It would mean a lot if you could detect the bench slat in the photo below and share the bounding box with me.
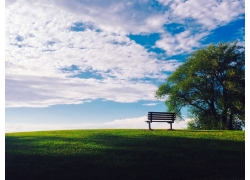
[148,112,174,114]
[149,120,174,123]
[149,114,174,115]
[148,118,174,120]
[148,115,175,118]
[148,116,175,119]
[148,114,175,116]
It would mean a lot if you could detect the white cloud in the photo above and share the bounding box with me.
[102,116,188,129]
[104,116,189,129]
[5,0,182,107]
[158,0,245,28]
[5,116,189,132]
[142,103,158,106]
[13,0,166,35]
[5,75,160,107]
[5,0,245,107]
[155,30,208,55]
[155,0,245,55]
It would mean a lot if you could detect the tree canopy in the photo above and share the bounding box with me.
[156,42,245,130]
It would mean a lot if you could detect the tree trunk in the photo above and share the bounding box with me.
[221,109,228,130]
[228,111,233,130]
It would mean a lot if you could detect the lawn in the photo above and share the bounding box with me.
[5,129,245,180]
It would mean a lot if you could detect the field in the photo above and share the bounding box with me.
[5,129,245,180]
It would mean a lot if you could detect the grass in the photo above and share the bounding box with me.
[5,129,245,180]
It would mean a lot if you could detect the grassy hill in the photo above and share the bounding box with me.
[5,129,245,180]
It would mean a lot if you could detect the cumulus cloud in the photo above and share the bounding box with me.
[155,0,245,54]
[158,0,245,27]
[5,0,166,35]
[5,0,182,107]
[5,0,245,107]
[156,30,208,55]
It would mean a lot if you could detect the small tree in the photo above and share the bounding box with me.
[156,42,245,130]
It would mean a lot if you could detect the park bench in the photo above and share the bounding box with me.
[145,112,175,130]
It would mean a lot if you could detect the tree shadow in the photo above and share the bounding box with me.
[5,130,245,180]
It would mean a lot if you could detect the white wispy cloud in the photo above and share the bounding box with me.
[5,116,189,132]
[142,103,158,106]
[5,76,160,107]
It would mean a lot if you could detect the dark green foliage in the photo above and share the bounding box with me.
[156,42,245,130]
[5,130,245,180]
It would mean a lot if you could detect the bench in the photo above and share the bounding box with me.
[145,112,175,130]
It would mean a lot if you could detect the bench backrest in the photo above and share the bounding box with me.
[148,112,175,122]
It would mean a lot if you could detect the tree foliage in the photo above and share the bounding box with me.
[156,42,245,130]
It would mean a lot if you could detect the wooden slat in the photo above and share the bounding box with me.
[148,113,174,116]
[148,115,174,118]
[148,118,174,121]
[148,112,175,121]
[152,120,174,123]
[148,115,175,118]
[148,114,174,116]
[148,114,175,117]
[148,114,174,115]
[148,112,175,115]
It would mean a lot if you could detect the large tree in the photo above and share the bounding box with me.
[156,42,245,130]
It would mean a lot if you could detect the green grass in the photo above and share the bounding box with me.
[5,129,245,180]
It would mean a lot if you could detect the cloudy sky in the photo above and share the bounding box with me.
[5,0,245,132]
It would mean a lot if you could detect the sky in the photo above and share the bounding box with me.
[5,0,246,133]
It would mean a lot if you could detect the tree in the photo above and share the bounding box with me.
[156,42,245,130]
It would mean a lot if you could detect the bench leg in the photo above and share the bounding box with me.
[170,123,172,130]
[148,122,151,130]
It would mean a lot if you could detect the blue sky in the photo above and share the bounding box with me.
[5,0,246,132]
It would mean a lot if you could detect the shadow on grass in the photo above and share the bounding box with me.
[5,130,245,180]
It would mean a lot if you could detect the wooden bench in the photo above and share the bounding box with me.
[145,112,175,130]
